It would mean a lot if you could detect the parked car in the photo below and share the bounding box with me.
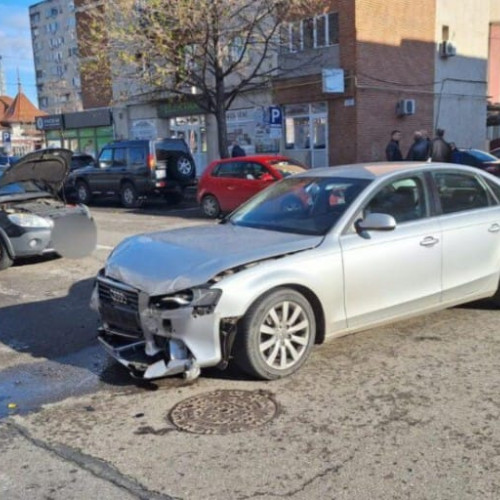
[93,161,500,382]
[0,148,96,270]
[453,148,500,176]
[65,138,196,208]
[0,155,20,167]
[490,147,500,159]
[197,155,307,217]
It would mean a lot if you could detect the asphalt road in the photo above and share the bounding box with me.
[0,196,499,499]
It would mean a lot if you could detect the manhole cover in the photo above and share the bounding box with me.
[168,389,278,434]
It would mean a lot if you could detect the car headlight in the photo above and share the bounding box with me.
[8,213,53,228]
[151,287,222,311]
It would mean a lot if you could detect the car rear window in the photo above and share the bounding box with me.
[155,139,189,160]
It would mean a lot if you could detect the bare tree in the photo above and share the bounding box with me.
[81,0,328,157]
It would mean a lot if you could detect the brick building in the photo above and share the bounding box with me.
[274,0,496,167]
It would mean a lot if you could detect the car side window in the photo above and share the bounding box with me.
[98,148,113,168]
[432,172,491,214]
[242,162,269,180]
[129,147,145,166]
[213,162,243,178]
[485,178,500,204]
[113,148,127,167]
[364,177,426,223]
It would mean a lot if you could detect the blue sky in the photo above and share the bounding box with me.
[0,0,38,105]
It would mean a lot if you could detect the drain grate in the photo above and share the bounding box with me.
[168,389,278,434]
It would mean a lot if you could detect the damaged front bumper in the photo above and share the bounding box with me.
[93,273,238,380]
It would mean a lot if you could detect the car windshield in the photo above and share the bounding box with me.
[228,175,372,235]
[269,159,307,177]
[468,149,498,162]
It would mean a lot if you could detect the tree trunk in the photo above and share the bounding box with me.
[214,75,229,159]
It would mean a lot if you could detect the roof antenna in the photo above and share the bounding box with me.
[17,67,21,94]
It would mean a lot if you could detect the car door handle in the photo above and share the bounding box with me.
[420,236,439,247]
[488,223,500,233]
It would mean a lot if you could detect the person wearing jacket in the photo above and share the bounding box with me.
[385,130,403,161]
[406,130,431,161]
[430,128,452,162]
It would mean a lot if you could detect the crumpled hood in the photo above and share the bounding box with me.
[105,223,322,295]
[0,148,71,194]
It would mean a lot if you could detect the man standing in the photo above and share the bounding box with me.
[385,130,403,161]
[406,130,431,161]
[430,128,452,162]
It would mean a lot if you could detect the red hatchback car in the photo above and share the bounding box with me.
[197,155,307,217]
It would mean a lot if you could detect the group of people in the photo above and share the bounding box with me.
[385,129,458,163]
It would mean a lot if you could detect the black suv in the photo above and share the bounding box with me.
[65,139,196,207]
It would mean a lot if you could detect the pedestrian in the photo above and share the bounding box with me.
[231,140,246,157]
[385,130,403,161]
[430,128,452,162]
[406,130,431,161]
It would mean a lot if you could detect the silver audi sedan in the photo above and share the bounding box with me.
[93,162,500,381]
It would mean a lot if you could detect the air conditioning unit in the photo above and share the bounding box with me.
[396,99,416,116]
[440,41,457,58]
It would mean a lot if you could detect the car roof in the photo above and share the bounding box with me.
[292,161,495,180]
[214,154,299,164]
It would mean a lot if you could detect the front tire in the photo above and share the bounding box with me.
[0,240,13,270]
[234,288,316,380]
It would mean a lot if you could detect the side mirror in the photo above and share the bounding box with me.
[356,213,396,232]
[260,173,275,182]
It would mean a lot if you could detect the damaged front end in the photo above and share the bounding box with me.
[92,271,234,380]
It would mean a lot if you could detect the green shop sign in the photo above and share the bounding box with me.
[158,100,203,118]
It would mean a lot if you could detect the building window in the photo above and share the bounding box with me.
[284,103,327,150]
[281,12,339,53]
[30,12,40,24]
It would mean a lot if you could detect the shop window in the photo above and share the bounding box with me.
[284,103,327,152]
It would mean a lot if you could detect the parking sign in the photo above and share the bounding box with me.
[2,131,11,144]
[269,106,282,126]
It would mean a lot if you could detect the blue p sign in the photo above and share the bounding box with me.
[2,131,11,143]
[269,106,282,126]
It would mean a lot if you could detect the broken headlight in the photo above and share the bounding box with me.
[151,287,222,311]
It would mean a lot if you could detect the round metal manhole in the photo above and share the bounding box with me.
[168,389,278,434]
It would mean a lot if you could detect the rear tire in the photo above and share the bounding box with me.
[201,194,220,218]
[75,180,92,205]
[233,288,316,380]
[0,240,13,270]
[120,183,140,208]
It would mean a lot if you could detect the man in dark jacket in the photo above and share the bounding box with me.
[385,130,403,161]
[430,128,452,162]
[406,130,431,161]
[231,140,246,157]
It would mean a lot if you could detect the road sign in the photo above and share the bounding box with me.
[269,106,282,126]
[2,131,11,143]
